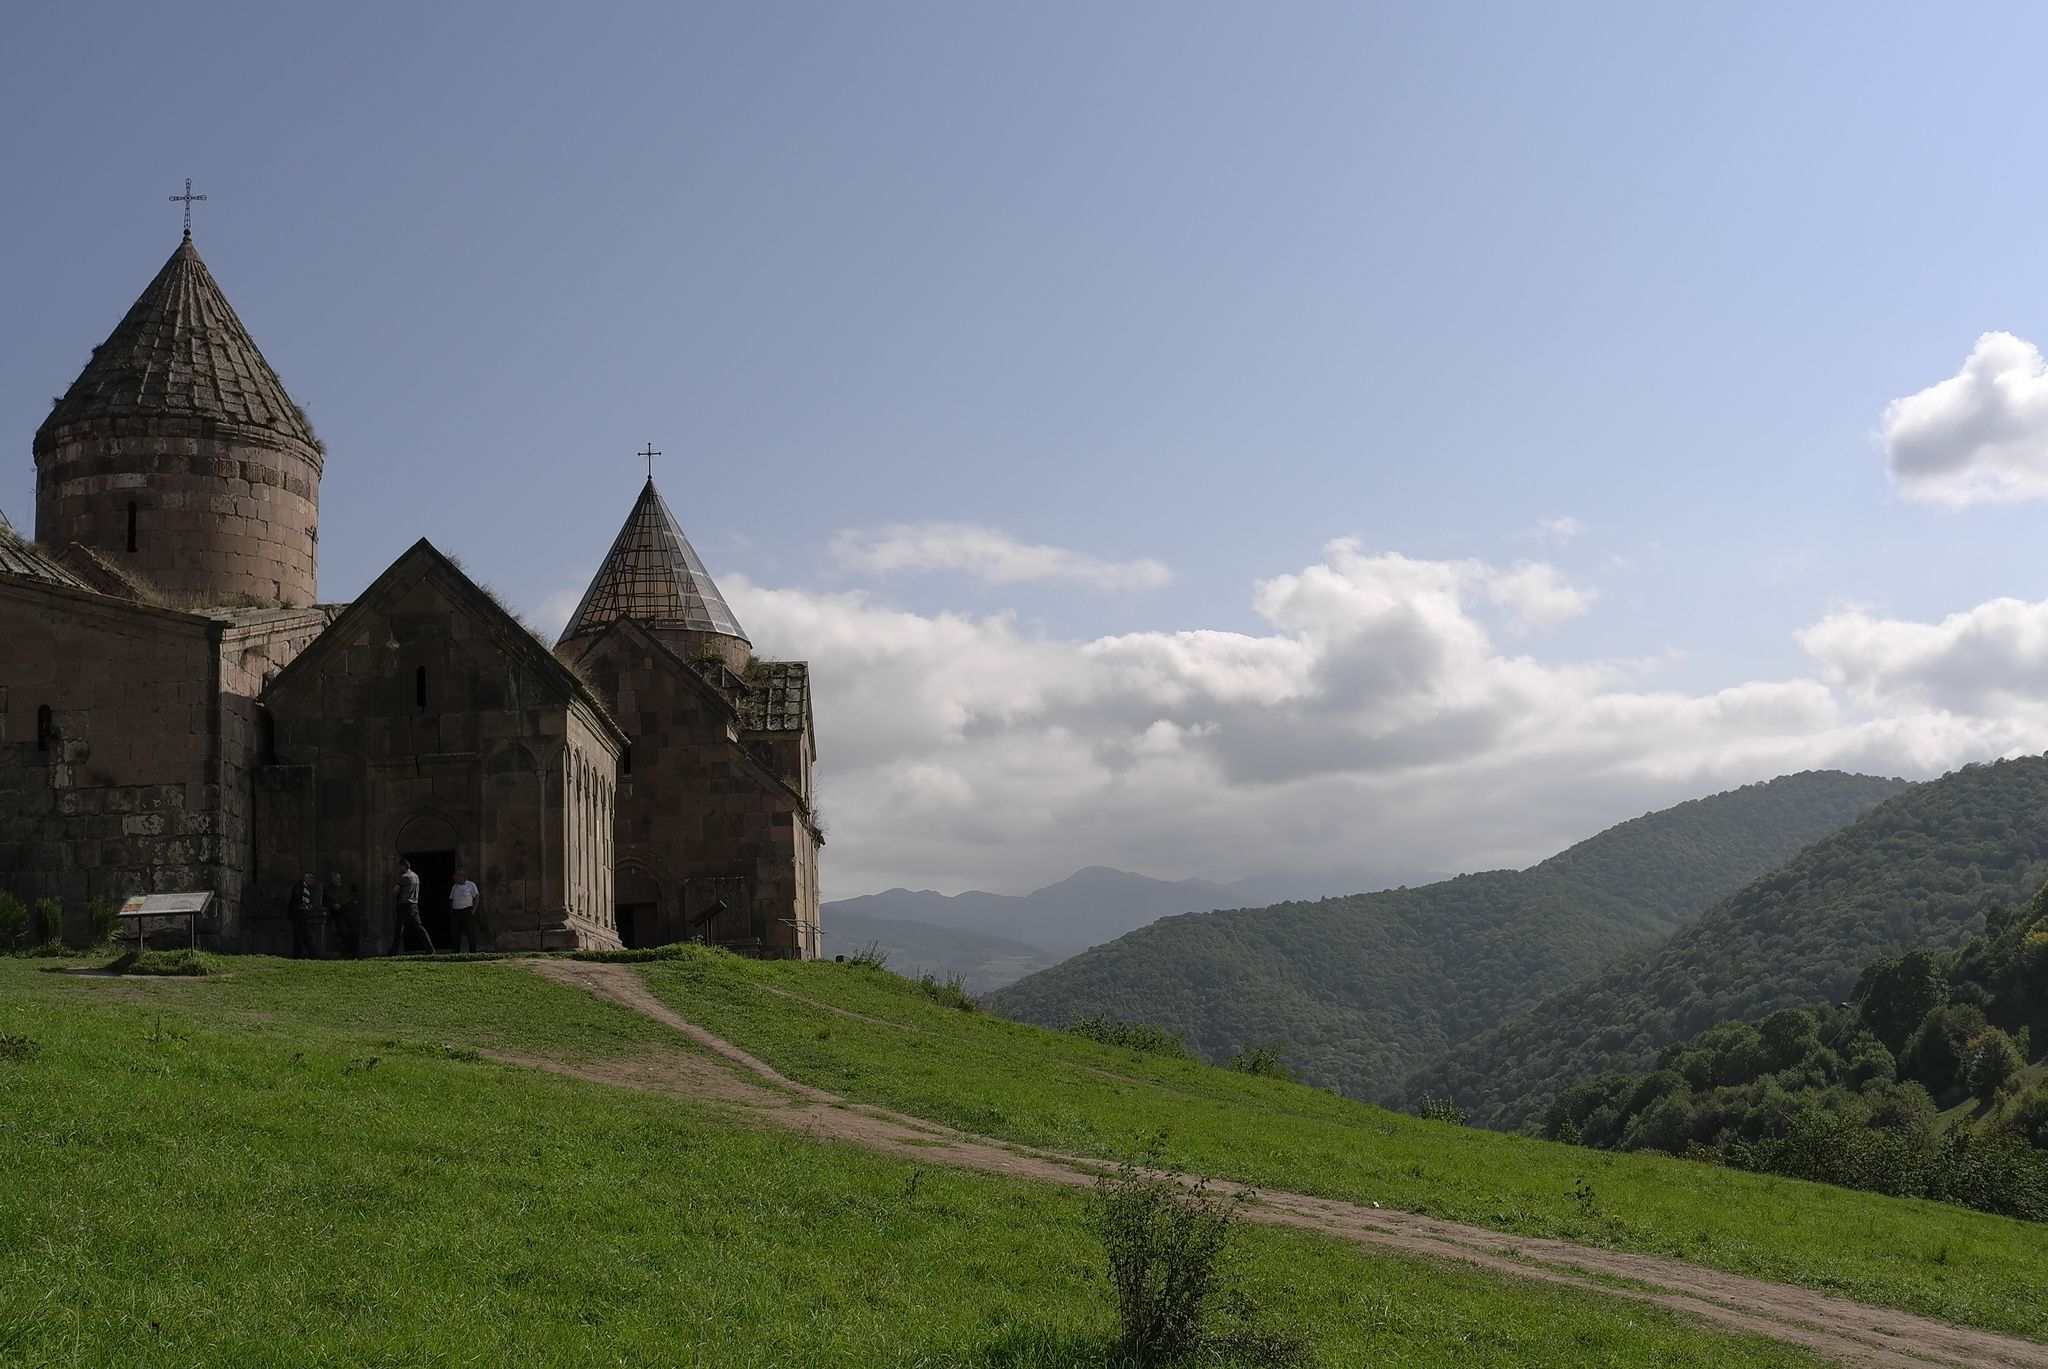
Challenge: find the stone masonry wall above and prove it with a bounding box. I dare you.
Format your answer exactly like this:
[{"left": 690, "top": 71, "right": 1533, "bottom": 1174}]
[
  {"left": 36, "top": 417, "right": 321, "bottom": 608},
  {"left": 577, "top": 625, "right": 817, "bottom": 957},
  {"left": 0, "top": 581, "right": 223, "bottom": 941}
]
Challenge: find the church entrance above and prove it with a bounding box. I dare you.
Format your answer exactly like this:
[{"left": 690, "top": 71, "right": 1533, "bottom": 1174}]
[
  {"left": 617, "top": 868, "right": 662, "bottom": 950},
  {"left": 403, "top": 848, "right": 458, "bottom": 951}
]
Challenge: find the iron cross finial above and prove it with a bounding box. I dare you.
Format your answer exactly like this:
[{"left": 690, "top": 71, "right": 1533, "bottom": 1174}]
[
  {"left": 638, "top": 444, "right": 661, "bottom": 482},
  {"left": 169, "top": 178, "right": 207, "bottom": 237}
]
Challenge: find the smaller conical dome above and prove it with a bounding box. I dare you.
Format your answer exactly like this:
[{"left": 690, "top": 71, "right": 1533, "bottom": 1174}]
[
  {"left": 36, "top": 235, "right": 317, "bottom": 449},
  {"left": 558, "top": 481, "right": 749, "bottom": 649}
]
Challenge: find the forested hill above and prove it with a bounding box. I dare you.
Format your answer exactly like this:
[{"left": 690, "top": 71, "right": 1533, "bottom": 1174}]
[
  {"left": 1407, "top": 755, "right": 2048, "bottom": 1133},
  {"left": 987, "top": 770, "right": 1908, "bottom": 1103}
]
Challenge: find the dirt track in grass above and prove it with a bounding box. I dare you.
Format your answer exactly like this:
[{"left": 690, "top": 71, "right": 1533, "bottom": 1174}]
[{"left": 521, "top": 958, "right": 2048, "bottom": 1369}]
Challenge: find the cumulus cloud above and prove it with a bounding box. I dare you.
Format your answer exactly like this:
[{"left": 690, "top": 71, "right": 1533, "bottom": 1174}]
[
  {"left": 1880, "top": 331, "right": 2048, "bottom": 506},
  {"left": 830, "top": 522, "right": 1173, "bottom": 590},
  {"left": 713, "top": 542, "right": 2048, "bottom": 900}
]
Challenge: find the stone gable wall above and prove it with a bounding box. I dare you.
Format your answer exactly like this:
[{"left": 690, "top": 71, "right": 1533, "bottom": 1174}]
[{"left": 255, "top": 568, "right": 621, "bottom": 953}]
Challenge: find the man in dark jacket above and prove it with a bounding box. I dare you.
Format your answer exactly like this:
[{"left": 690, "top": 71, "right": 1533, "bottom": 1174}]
[
  {"left": 286, "top": 873, "right": 317, "bottom": 959},
  {"left": 322, "top": 871, "right": 360, "bottom": 959}
]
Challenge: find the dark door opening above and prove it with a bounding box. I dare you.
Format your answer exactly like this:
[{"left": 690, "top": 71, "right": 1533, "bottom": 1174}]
[
  {"left": 403, "top": 849, "right": 458, "bottom": 951},
  {"left": 618, "top": 902, "right": 657, "bottom": 950}
]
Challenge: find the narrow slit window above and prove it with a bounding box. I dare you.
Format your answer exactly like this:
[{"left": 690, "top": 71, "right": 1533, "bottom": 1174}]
[
  {"left": 415, "top": 665, "right": 427, "bottom": 711},
  {"left": 126, "top": 502, "right": 138, "bottom": 553},
  {"left": 36, "top": 705, "right": 54, "bottom": 751},
  {"left": 621, "top": 743, "right": 633, "bottom": 777}
]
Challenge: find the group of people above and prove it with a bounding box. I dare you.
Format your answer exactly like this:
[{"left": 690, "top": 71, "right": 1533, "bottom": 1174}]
[{"left": 282, "top": 860, "right": 485, "bottom": 959}]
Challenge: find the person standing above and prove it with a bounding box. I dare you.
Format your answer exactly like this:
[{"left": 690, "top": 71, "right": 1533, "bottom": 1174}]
[
  {"left": 322, "top": 871, "right": 360, "bottom": 959},
  {"left": 387, "top": 857, "right": 434, "bottom": 956},
  {"left": 449, "top": 868, "right": 484, "bottom": 952},
  {"left": 286, "top": 873, "right": 317, "bottom": 959}
]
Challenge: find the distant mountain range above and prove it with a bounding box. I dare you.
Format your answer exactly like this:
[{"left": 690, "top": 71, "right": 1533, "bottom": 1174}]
[
  {"left": 819, "top": 865, "right": 1450, "bottom": 992},
  {"left": 985, "top": 771, "right": 1911, "bottom": 1103},
  {"left": 1407, "top": 755, "right": 2048, "bottom": 1132}
]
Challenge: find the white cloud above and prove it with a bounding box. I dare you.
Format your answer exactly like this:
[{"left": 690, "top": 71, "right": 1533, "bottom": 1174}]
[
  {"left": 1880, "top": 331, "right": 2048, "bottom": 506},
  {"left": 1525, "top": 515, "right": 1586, "bottom": 545},
  {"left": 722, "top": 542, "right": 2048, "bottom": 900},
  {"left": 829, "top": 522, "right": 1173, "bottom": 590}
]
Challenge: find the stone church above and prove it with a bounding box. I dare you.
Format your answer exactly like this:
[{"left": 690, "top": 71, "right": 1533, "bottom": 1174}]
[{"left": 0, "top": 229, "right": 822, "bottom": 956}]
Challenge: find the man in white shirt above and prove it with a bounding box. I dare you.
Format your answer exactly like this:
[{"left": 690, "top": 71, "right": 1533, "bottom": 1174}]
[{"left": 450, "top": 868, "right": 484, "bottom": 952}]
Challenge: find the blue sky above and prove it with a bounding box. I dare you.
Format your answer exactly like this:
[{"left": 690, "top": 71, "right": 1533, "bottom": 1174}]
[{"left": 10, "top": 4, "right": 2048, "bottom": 896}]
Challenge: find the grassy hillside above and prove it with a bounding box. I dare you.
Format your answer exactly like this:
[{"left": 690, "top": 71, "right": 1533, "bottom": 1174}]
[
  {"left": 1410, "top": 755, "right": 2048, "bottom": 1133},
  {"left": 988, "top": 771, "right": 1908, "bottom": 1100},
  {"left": 0, "top": 956, "right": 1840, "bottom": 1368}
]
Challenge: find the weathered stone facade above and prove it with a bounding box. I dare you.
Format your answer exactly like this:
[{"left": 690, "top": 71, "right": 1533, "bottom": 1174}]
[
  {"left": 0, "top": 231, "right": 820, "bottom": 957},
  {"left": 253, "top": 542, "right": 623, "bottom": 952},
  {"left": 569, "top": 619, "right": 821, "bottom": 957}
]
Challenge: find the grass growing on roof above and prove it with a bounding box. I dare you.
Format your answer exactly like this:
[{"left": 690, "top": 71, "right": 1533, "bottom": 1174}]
[
  {"left": 0, "top": 956, "right": 1820, "bottom": 1368},
  {"left": 631, "top": 948, "right": 2048, "bottom": 1342}
]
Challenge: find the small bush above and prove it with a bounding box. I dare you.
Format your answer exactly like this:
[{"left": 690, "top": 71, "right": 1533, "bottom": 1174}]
[
  {"left": 1066, "top": 1016, "right": 1194, "bottom": 1061},
  {"left": 31, "top": 898, "right": 63, "bottom": 949},
  {"left": 0, "top": 893, "right": 25, "bottom": 950},
  {"left": 1416, "top": 1094, "right": 1469, "bottom": 1126},
  {"left": 1092, "top": 1154, "right": 1240, "bottom": 1366},
  {"left": 847, "top": 941, "right": 890, "bottom": 969},
  {"left": 0, "top": 1034, "right": 40, "bottom": 1063},
  {"left": 1224, "top": 1042, "right": 1300, "bottom": 1082},
  {"left": 912, "top": 971, "right": 981, "bottom": 1012},
  {"left": 86, "top": 898, "right": 120, "bottom": 947}
]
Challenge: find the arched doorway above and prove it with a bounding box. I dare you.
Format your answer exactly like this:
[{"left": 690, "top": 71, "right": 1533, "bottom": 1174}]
[{"left": 396, "top": 811, "right": 461, "bottom": 951}]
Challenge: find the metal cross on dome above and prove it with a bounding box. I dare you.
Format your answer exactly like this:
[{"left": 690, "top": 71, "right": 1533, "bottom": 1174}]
[
  {"left": 638, "top": 444, "right": 661, "bottom": 481},
  {"left": 169, "top": 178, "right": 207, "bottom": 236}
]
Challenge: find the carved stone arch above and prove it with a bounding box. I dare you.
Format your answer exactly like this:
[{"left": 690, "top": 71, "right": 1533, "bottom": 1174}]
[
  {"left": 396, "top": 809, "right": 460, "bottom": 854},
  {"left": 615, "top": 855, "right": 668, "bottom": 950},
  {"left": 487, "top": 741, "right": 536, "bottom": 775}
]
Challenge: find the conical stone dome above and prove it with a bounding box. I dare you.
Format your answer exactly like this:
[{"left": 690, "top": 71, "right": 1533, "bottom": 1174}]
[
  {"left": 557, "top": 480, "right": 750, "bottom": 669},
  {"left": 34, "top": 234, "right": 323, "bottom": 608}
]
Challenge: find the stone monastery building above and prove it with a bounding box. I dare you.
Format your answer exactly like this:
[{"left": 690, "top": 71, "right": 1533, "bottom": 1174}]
[{"left": 0, "top": 230, "right": 822, "bottom": 956}]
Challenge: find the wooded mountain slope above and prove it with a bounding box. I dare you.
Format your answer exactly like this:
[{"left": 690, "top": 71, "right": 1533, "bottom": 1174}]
[
  {"left": 1408, "top": 755, "right": 2048, "bottom": 1133},
  {"left": 988, "top": 770, "right": 1908, "bottom": 1102}
]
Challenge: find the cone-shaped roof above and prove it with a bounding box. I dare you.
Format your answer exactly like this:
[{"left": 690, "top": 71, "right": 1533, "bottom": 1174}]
[
  {"left": 556, "top": 480, "right": 749, "bottom": 648},
  {"left": 36, "top": 234, "right": 318, "bottom": 449}
]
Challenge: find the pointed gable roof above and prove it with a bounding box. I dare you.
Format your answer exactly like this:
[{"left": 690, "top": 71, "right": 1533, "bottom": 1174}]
[
  {"left": 267, "top": 537, "right": 625, "bottom": 750},
  {"left": 36, "top": 234, "right": 318, "bottom": 450},
  {"left": 556, "top": 480, "right": 749, "bottom": 649}
]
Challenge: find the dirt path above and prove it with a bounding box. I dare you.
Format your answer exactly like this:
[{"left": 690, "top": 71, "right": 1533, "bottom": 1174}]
[{"left": 521, "top": 959, "right": 2047, "bottom": 1369}]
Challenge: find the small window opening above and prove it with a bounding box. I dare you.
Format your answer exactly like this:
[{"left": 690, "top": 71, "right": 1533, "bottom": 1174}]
[
  {"left": 414, "top": 665, "right": 428, "bottom": 711},
  {"left": 621, "top": 743, "right": 633, "bottom": 777},
  {"left": 125, "top": 502, "right": 138, "bottom": 553},
  {"left": 36, "top": 705, "right": 55, "bottom": 752},
  {"left": 256, "top": 705, "right": 277, "bottom": 765}
]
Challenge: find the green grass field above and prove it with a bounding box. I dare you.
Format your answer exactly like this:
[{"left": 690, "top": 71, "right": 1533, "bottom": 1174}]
[
  {"left": 0, "top": 954, "right": 1833, "bottom": 1367},
  {"left": 630, "top": 950, "right": 2048, "bottom": 1342}
]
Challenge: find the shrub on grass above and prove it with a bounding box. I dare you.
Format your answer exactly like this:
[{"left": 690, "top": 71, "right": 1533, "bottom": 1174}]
[
  {"left": 847, "top": 941, "right": 890, "bottom": 969},
  {"left": 86, "top": 898, "right": 120, "bottom": 948},
  {"left": 1091, "top": 1155, "right": 1240, "bottom": 1366},
  {"left": 1223, "top": 1042, "right": 1299, "bottom": 1082},
  {"left": 31, "top": 898, "right": 63, "bottom": 952},
  {"left": 0, "top": 893, "right": 26, "bottom": 950},
  {"left": 912, "top": 971, "right": 981, "bottom": 1012},
  {"left": 0, "top": 1034, "right": 40, "bottom": 1062},
  {"left": 1415, "top": 1094, "right": 1468, "bottom": 1126},
  {"left": 1065, "top": 1016, "right": 1193, "bottom": 1060}
]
